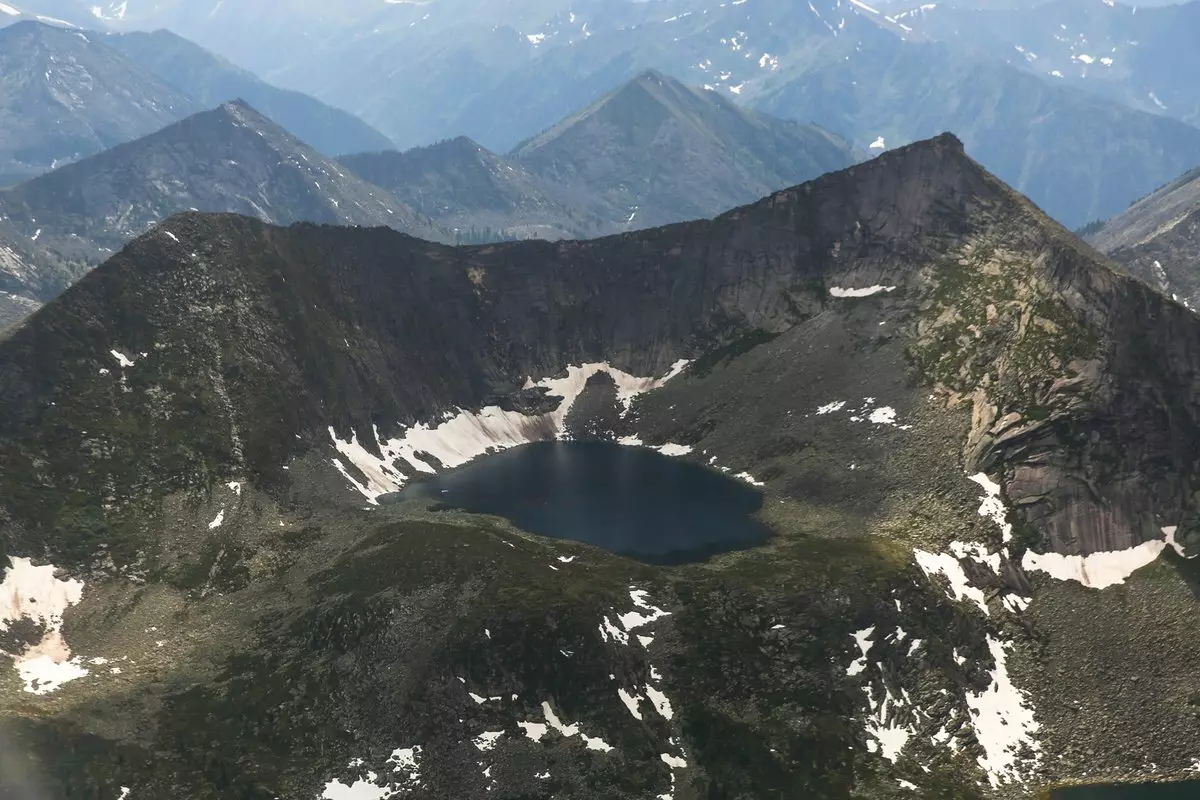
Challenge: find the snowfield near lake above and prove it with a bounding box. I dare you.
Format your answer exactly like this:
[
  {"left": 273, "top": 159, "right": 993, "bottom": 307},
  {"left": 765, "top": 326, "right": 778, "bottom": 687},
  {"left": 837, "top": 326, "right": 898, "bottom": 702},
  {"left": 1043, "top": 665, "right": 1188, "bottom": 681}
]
[{"left": 330, "top": 361, "right": 689, "bottom": 502}]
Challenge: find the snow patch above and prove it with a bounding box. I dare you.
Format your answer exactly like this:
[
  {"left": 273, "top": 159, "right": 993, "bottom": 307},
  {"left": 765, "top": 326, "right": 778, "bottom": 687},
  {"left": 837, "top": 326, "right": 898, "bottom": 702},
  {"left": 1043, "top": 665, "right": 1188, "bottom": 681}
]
[
  {"left": 0, "top": 557, "right": 88, "bottom": 694},
  {"left": 618, "top": 687, "right": 645, "bottom": 719},
  {"left": 869, "top": 136, "right": 886, "bottom": 150},
  {"left": 645, "top": 684, "right": 674, "bottom": 720},
  {"left": 1022, "top": 540, "right": 1165, "bottom": 589},
  {"left": 829, "top": 285, "right": 896, "bottom": 297},
  {"left": 473, "top": 730, "right": 505, "bottom": 751},
  {"left": 733, "top": 471, "right": 765, "bottom": 487},
  {"left": 321, "top": 773, "right": 389, "bottom": 800},
  {"left": 620, "top": 588, "right": 671, "bottom": 631},
  {"left": 110, "top": 350, "right": 138, "bottom": 368},
  {"left": 914, "top": 549, "right": 991, "bottom": 615},
  {"left": 969, "top": 472, "right": 1012, "bottom": 542},
  {"left": 847, "top": 625, "right": 875, "bottom": 676},
  {"left": 330, "top": 361, "right": 689, "bottom": 502},
  {"left": 208, "top": 510, "right": 225, "bottom": 530},
  {"left": 520, "top": 701, "right": 614, "bottom": 752},
  {"left": 863, "top": 684, "right": 913, "bottom": 762},
  {"left": 966, "top": 637, "right": 1040, "bottom": 786}
]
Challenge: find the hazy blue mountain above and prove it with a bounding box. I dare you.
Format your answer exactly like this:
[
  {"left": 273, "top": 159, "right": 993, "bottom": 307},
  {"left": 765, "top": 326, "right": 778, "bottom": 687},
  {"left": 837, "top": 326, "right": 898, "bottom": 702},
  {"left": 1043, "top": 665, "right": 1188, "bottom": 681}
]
[
  {"left": 747, "top": 27, "right": 1200, "bottom": 228},
  {"left": 0, "top": 20, "right": 199, "bottom": 185},
  {"left": 1088, "top": 165, "right": 1200, "bottom": 309},
  {"left": 892, "top": 0, "right": 1200, "bottom": 128},
  {"left": 340, "top": 70, "right": 855, "bottom": 239},
  {"left": 103, "top": 29, "right": 396, "bottom": 156},
  {"left": 510, "top": 69, "right": 856, "bottom": 230}
]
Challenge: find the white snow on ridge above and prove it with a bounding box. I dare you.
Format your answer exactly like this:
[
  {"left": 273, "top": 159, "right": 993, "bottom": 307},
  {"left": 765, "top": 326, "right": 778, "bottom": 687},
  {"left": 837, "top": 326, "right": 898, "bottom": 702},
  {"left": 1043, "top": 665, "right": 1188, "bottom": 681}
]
[
  {"left": 0, "top": 557, "right": 88, "bottom": 694},
  {"left": 869, "top": 136, "right": 886, "bottom": 150},
  {"left": 848, "top": 0, "right": 880, "bottom": 13},
  {"left": 330, "top": 361, "right": 689, "bottom": 503},
  {"left": 829, "top": 285, "right": 896, "bottom": 298},
  {"left": 0, "top": 4, "right": 19, "bottom": 16}
]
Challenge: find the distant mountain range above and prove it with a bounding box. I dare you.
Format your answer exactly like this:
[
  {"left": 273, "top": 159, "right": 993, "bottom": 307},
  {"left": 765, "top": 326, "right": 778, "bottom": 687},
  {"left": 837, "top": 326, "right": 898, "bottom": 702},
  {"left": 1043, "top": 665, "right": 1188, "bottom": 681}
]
[
  {"left": 0, "top": 101, "right": 443, "bottom": 328},
  {"left": 341, "top": 70, "right": 856, "bottom": 240},
  {"left": 0, "top": 20, "right": 393, "bottom": 186},
  {"left": 893, "top": 0, "right": 1200, "bottom": 129},
  {"left": 102, "top": 29, "right": 396, "bottom": 156},
  {"left": 48, "top": 0, "right": 1200, "bottom": 231},
  {"left": 0, "top": 71, "right": 854, "bottom": 330},
  {"left": 0, "top": 20, "right": 199, "bottom": 186}
]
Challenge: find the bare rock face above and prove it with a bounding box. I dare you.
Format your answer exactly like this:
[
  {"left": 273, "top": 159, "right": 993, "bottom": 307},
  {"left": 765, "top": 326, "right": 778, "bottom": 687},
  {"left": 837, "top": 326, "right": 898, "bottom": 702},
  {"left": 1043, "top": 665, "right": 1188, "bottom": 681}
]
[{"left": 9, "top": 134, "right": 1200, "bottom": 797}]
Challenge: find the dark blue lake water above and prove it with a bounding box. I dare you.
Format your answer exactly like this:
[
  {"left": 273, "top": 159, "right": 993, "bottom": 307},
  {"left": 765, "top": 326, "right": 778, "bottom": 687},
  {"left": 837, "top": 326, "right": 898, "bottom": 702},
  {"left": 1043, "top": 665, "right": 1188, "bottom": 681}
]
[
  {"left": 1050, "top": 782, "right": 1200, "bottom": 799},
  {"left": 394, "top": 441, "right": 771, "bottom": 563}
]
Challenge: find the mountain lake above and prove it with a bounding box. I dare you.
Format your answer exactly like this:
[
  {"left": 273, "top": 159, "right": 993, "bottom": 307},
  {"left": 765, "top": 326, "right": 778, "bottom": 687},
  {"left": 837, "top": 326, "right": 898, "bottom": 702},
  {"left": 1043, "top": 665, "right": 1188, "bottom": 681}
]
[{"left": 390, "top": 440, "right": 771, "bottom": 563}]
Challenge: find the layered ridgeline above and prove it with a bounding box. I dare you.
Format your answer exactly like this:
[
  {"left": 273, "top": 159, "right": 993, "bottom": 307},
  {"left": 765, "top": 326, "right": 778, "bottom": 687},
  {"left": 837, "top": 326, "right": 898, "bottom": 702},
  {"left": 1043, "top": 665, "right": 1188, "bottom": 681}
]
[
  {"left": 1086, "top": 166, "right": 1200, "bottom": 310},
  {"left": 0, "top": 20, "right": 394, "bottom": 187},
  {"left": 507, "top": 69, "right": 856, "bottom": 233},
  {"left": 0, "top": 100, "right": 444, "bottom": 330},
  {"left": 340, "top": 70, "right": 857, "bottom": 241},
  {"left": 102, "top": 28, "right": 396, "bottom": 157},
  {"left": 7, "top": 134, "right": 1200, "bottom": 798},
  {"left": 339, "top": 136, "right": 590, "bottom": 243},
  {"left": 0, "top": 20, "right": 200, "bottom": 186},
  {"left": 74, "top": 0, "right": 1200, "bottom": 230}
]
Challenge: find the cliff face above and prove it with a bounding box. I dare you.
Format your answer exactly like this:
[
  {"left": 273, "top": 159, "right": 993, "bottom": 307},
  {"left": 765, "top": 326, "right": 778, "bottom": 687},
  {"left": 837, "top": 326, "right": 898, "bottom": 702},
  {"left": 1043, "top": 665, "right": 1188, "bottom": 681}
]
[{"left": 7, "top": 134, "right": 1200, "bottom": 798}]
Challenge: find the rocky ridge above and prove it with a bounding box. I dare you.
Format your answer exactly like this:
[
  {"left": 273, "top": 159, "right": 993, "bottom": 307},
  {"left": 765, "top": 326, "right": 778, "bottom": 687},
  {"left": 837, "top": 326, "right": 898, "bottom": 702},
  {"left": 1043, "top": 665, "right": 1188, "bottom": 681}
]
[
  {"left": 1086, "top": 166, "right": 1200, "bottom": 311},
  {"left": 3, "top": 135, "right": 1200, "bottom": 798},
  {"left": 0, "top": 100, "right": 445, "bottom": 332}
]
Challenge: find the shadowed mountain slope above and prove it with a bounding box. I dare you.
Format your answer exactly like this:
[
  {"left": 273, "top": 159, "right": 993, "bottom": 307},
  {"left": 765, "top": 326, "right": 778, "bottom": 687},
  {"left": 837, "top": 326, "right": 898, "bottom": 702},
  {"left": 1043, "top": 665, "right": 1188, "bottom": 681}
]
[{"left": 6, "top": 135, "right": 1200, "bottom": 798}]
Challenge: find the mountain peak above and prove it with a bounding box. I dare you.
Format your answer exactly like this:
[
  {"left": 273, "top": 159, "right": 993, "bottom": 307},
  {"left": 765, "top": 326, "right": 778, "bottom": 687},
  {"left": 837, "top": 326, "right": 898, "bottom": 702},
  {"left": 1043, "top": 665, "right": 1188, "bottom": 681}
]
[
  {"left": 0, "top": 100, "right": 445, "bottom": 265},
  {"left": 0, "top": 17, "right": 200, "bottom": 185}
]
